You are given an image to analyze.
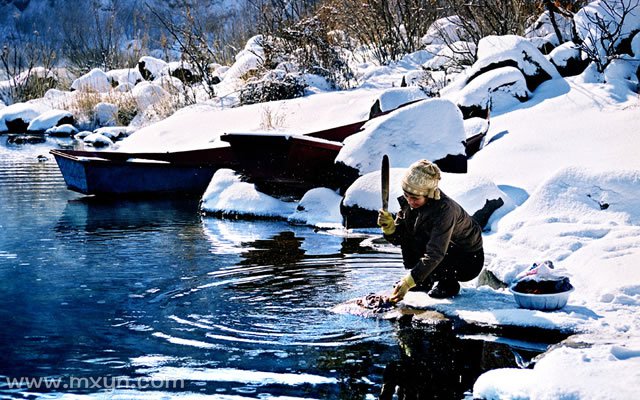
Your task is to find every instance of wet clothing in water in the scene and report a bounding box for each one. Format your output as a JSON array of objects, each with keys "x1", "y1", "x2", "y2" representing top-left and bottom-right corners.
[{"x1": 383, "y1": 192, "x2": 484, "y2": 287}]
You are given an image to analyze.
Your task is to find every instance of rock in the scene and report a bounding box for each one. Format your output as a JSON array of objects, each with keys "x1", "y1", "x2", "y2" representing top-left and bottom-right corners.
[
  {"x1": 0, "y1": 102, "x2": 49, "y2": 133},
  {"x1": 477, "y1": 268, "x2": 508, "y2": 289},
  {"x1": 27, "y1": 109, "x2": 74, "y2": 133},
  {"x1": 138, "y1": 56, "x2": 168, "y2": 81},
  {"x1": 548, "y1": 42, "x2": 590, "y2": 77},
  {"x1": 71, "y1": 68, "x2": 111, "y2": 92},
  {"x1": 45, "y1": 124, "x2": 78, "y2": 137},
  {"x1": 7, "y1": 134, "x2": 46, "y2": 144},
  {"x1": 455, "y1": 67, "x2": 530, "y2": 119},
  {"x1": 168, "y1": 61, "x2": 201, "y2": 84}
]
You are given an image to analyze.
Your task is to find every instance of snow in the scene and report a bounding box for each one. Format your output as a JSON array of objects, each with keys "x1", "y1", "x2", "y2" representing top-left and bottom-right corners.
[
  {"x1": 547, "y1": 41, "x2": 582, "y2": 68},
  {"x1": 287, "y1": 188, "x2": 343, "y2": 228},
  {"x1": 0, "y1": 102, "x2": 50, "y2": 130},
  {"x1": 201, "y1": 169, "x2": 297, "y2": 218},
  {"x1": 374, "y1": 86, "x2": 427, "y2": 112},
  {"x1": 70, "y1": 68, "x2": 112, "y2": 93},
  {"x1": 453, "y1": 66, "x2": 530, "y2": 110},
  {"x1": 26, "y1": 109, "x2": 73, "y2": 132},
  {"x1": 335, "y1": 98, "x2": 466, "y2": 174},
  {"x1": 138, "y1": 56, "x2": 168, "y2": 80},
  {"x1": 45, "y1": 124, "x2": 78, "y2": 136}
]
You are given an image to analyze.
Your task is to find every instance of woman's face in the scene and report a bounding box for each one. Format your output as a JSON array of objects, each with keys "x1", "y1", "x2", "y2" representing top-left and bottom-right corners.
[{"x1": 403, "y1": 191, "x2": 427, "y2": 209}]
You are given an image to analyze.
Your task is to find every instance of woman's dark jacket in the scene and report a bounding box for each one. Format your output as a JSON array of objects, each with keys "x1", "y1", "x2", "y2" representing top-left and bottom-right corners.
[{"x1": 383, "y1": 191, "x2": 483, "y2": 284}]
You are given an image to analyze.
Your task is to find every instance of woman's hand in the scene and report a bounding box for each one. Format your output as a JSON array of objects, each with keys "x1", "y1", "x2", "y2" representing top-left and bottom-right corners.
[
  {"x1": 389, "y1": 273, "x2": 416, "y2": 303},
  {"x1": 377, "y1": 210, "x2": 396, "y2": 235}
]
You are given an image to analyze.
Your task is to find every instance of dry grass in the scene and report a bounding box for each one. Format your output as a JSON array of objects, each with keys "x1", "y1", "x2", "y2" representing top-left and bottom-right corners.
[{"x1": 260, "y1": 105, "x2": 287, "y2": 131}]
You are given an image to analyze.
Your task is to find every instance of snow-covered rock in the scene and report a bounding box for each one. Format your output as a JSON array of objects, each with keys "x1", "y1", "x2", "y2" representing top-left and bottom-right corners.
[
  {"x1": 632, "y1": 30, "x2": 640, "y2": 57},
  {"x1": 456, "y1": 35, "x2": 561, "y2": 94},
  {"x1": 0, "y1": 102, "x2": 50, "y2": 132},
  {"x1": 45, "y1": 124, "x2": 78, "y2": 137},
  {"x1": 223, "y1": 35, "x2": 264, "y2": 82},
  {"x1": 524, "y1": 10, "x2": 574, "y2": 49},
  {"x1": 138, "y1": 56, "x2": 168, "y2": 81},
  {"x1": 575, "y1": 0, "x2": 640, "y2": 67},
  {"x1": 422, "y1": 15, "x2": 476, "y2": 46},
  {"x1": 82, "y1": 132, "x2": 113, "y2": 147},
  {"x1": 131, "y1": 81, "x2": 170, "y2": 111},
  {"x1": 106, "y1": 68, "x2": 143, "y2": 87},
  {"x1": 114, "y1": 82, "x2": 135, "y2": 92},
  {"x1": 287, "y1": 187, "x2": 343, "y2": 228},
  {"x1": 604, "y1": 55, "x2": 640, "y2": 89},
  {"x1": 167, "y1": 61, "x2": 200, "y2": 84},
  {"x1": 455, "y1": 66, "x2": 530, "y2": 117},
  {"x1": 71, "y1": 68, "x2": 112, "y2": 92},
  {"x1": 336, "y1": 98, "x2": 467, "y2": 176},
  {"x1": 422, "y1": 41, "x2": 476, "y2": 73},
  {"x1": 201, "y1": 169, "x2": 296, "y2": 218},
  {"x1": 26, "y1": 109, "x2": 74, "y2": 133},
  {"x1": 547, "y1": 41, "x2": 590, "y2": 77},
  {"x1": 94, "y1": 126, "x2": 133, "y2": 141}
]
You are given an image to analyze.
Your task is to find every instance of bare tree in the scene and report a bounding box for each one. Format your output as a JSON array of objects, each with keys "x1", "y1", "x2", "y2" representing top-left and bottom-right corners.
[
  {"x1": 1, "y1": 29, "x2": 58, "y2": 104},
  {"x1": 60, "y1": 0, "x2": 145, "y2": 74},
  {"x1": 320, "y1": 0, "x2": 439, "y2": 65},
  {"x1": 575, "y1": 0, "x2": 640, "y2": 72}
]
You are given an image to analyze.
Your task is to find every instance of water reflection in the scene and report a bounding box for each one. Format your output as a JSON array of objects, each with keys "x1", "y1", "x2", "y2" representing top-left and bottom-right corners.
[
  {"x1": 56, "y1": 196, "x2": 201, "y2": 233},
  {"x1": 379, "y1": 319, "x2": 543, "y2": 399},
  {"x1": 201, "y1": 217, "x2": 345, "y2": 256}
]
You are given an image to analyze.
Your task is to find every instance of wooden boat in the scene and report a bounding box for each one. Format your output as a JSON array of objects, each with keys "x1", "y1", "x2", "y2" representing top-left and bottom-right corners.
[
  {"x1": 220, "y1": 132, "x2": 348, "y2": 197},
  {"x1": 50, "y1": 147, "x2": 236, "y2": 196}
]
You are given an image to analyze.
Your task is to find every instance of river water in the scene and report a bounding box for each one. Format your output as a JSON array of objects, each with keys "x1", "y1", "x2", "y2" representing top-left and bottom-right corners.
[{"x1": 0, "y1": 138, "x2": 545, "y2": 399}]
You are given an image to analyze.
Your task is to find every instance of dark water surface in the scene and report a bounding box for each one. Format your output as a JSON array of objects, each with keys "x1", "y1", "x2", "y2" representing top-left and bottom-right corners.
[{"x1": 0, "y1": 138, "x2": 544, "y2": 399}]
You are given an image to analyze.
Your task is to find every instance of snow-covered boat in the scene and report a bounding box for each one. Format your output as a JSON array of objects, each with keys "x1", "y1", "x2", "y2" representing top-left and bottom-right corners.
[{"x1": 220, "y1": 132, "x2": 352, "y2": 197}]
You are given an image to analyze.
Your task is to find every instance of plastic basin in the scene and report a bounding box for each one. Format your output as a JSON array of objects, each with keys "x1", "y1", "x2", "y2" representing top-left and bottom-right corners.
[{"x1": 509, "y1": 286, "x2": 574, "y2": 311}]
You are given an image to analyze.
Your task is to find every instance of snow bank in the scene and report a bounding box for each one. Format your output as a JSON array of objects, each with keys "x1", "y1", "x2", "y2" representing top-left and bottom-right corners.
[
  {"x1": 336, "y1": 98, "x2": 466, "y2": 175},
  {"x1": 486, "y1": 167, "x2": 640, "y2": 303},
  {"x1": 116, "y1": 88, "x2": 384, "y2": 152},
  {"x1": 474, "y1": 337, "x2": 640, "y2": 400}
]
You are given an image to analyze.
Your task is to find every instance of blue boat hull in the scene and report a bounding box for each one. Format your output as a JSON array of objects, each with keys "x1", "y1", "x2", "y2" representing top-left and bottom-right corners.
[{"x1": 50, "y1": 149, "x2": 227, "y2": 196}]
